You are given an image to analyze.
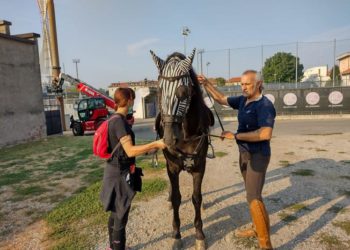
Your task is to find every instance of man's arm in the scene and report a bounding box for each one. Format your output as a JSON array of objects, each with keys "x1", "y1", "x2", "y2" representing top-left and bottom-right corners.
[
  {"x1": 198, "y1": 75, "x2": 228, "y2": 106},
  {"x1": 235, "y1": 127, "x2": 273, "y2": 142}
]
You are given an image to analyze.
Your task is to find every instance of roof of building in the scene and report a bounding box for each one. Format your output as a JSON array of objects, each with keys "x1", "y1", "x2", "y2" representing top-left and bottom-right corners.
[
  {"x1": 342, "y1": 69, "x2": 350, "y2": 75},
  {"x1": 108, "y1": 80, "x2": 158, "y2": 88},
  {"x1": 336, "y1": 52, "x2": 350, "y2": 61},
  {"x1": 228, "y1": 77, "x2": 241, "y2": 83},
  {"x1": 0, "y1": 32, "x2": 40, "y2": 45},
  {"x1": 109, "y1": 83, "x2": 129, "y2": 87}
]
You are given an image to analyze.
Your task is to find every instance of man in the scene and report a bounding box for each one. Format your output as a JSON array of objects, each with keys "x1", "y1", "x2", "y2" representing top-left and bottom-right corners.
[{"x1": 198, "y1": 70, "x2": 275, "y2": 250}]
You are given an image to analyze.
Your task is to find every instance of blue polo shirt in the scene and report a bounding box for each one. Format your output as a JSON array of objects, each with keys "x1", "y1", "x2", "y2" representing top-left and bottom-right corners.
[{"x1": 227, "y1": 95, "x2": 276, "y2": 156}]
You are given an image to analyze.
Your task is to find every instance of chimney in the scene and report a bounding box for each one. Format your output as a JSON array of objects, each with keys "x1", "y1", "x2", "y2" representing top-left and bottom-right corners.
[{"x1": 0, "y1": 20, "x2": 12, "y2": 35}]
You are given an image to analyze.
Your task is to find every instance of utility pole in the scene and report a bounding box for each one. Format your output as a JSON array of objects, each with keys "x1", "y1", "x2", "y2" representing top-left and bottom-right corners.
[
  {"x1": 228, "y1": 49, "x2": 231, "y2": 80},
  {"x1": 333, "y1": 39, "x2": 336, "y2": 87},
  {"x1": 295, "y1": 41, "x2": 298, "y2": 87},
  {"x1": 198, "y1": 49, "x2": 204, "y2": 75},
  {"x1": 261, "y1": 44, "x2": 264, "y2": 77},
  {"x1": 182, "y1": 26, "x2": 190, "y2": 55},
  {"x1": 47, "y1": 0, "x2": 66, "y2": 131},
  {"x1": 206, "y1": 62, "x2": 210, "y2": 77},
  {"x1": 72, "y1": 58, "x2": 80, "y2": 79}
]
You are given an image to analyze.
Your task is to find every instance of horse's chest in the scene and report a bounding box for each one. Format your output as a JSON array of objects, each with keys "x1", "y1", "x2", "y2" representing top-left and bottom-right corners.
[{"x1": 166, "y1": 153, "x2": 199, "y2": 172}]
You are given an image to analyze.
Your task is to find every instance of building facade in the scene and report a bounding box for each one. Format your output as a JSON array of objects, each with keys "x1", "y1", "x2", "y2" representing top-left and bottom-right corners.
[
  {"x1": 0, "y1": 20, "x2": 46, "y2": 147},
  {"x1": 107, "y1": 80, "x2": 158, "y2": 119},
  {"x1": 337, "y1": 52, "x2": 350, "y2": 86},
  {"x1": 301, "y1": 66, "x2": 331, "y2": 86}
]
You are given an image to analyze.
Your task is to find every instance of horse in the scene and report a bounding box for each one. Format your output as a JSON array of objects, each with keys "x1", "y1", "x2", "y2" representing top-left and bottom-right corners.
[{"x1": 150, "y1": 49, "x2": 214, "y2": 250}]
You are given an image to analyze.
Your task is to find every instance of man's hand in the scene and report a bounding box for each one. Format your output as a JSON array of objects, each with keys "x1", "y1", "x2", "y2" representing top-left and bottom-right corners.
[
  {"x1": 221, "y1": 131, "x2": 236, "y2": 140},
  {"x1": 197, "y1": 75, "x2": 210, "y2": 86}
]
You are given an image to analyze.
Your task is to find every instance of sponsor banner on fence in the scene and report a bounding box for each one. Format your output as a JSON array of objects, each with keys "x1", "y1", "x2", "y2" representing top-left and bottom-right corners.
[{"x1": 216, "y1": 87, "x2": 350, "y2": 116}]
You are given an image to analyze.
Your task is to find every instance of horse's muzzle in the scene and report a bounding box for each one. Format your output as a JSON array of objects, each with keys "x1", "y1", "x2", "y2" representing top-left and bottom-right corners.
[{"x1": 163, "y1": 121, "x2": 182, "y2": 147}]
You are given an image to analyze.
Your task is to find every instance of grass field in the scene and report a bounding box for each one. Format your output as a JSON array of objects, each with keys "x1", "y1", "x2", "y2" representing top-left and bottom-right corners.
[{"x1": 0, "y1": 134, "x2": 168, "y2": 249}]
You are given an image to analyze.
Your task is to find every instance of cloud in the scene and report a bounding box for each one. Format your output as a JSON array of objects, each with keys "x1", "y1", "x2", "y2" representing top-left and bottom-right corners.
[{"x1": 127, "y1": 38, "x2": 159, "y2": 56}]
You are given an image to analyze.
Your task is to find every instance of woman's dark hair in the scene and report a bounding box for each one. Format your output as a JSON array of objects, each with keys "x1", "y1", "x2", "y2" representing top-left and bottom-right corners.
[
  {"x1": 114, "y1": 87, "x2": 135, "y2": 110},
  {"x1": 128, "y1": 88, "x2": 135, "y2": 100}
]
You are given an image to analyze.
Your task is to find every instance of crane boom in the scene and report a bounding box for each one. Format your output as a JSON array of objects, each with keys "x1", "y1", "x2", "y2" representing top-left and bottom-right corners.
[{"x1": 59, "y1": 73, "x2": 115, "y2": 109}]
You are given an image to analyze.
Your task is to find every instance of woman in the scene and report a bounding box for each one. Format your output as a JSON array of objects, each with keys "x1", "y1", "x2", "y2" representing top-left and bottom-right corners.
[{"x1": 100, "y1": 87, "x2": 166, "y2": 250}]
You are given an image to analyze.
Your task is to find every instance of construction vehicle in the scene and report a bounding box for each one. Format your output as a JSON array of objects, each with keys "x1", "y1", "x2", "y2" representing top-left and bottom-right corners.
[{"x1": 57, "y1": 73, "x2": 134, "y2": 136}]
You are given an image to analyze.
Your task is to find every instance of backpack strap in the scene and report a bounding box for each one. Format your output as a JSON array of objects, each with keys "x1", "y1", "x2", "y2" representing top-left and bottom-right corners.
[
  {"x1": 109, "y1": 141, "x2": 121, "y2": 158},
  {"x1": 108, "y1": 113, "x2": 123, "y2": 159}
]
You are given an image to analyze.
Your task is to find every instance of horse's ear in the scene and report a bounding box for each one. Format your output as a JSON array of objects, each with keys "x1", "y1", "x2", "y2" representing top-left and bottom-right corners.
[
  {"x1": 150, "y1": 50, "x2": 164, "y2": 72},
  {"x1": 179, "y1": 48, "x2": 196, "y2": 73}
]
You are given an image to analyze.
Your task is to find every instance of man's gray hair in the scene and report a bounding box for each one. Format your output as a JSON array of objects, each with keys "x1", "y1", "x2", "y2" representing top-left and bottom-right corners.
[
  {"x1": 256, "y1": 71, "x2": 263, "y2": 82},
  {"x1": 242, "y1": 69, "x2": 264, "y2": 92},
  {"x1": 242, "y1": 70, "x2": 263, "y2": 81}
]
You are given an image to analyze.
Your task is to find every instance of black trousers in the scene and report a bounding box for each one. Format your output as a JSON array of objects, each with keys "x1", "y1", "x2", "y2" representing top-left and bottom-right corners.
[
  {"x1": 108, "y1": 207, "x2": 131, "y2": 250},
  {"x1": 239, "y1": 151, "x2": 270, "y2": 203}
]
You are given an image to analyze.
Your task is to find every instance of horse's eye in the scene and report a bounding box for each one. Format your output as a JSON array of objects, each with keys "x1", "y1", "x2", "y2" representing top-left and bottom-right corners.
[{"x1": 175, "y1": 85, "x2": 189, "y2": 101}]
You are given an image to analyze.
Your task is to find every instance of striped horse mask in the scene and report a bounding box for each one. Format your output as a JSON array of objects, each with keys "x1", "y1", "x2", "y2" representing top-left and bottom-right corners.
[{"x1": 150, "y1": 49, "x2": 196, "y2": 147}]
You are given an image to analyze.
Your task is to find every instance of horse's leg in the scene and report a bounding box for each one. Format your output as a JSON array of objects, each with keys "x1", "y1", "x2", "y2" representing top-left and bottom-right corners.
[
  {"x1": 167, "y1": 167, "x2": 182, "y2": 249},
  {"x1": 192, "y1": 170, "x2": 206, "y2": 250}
]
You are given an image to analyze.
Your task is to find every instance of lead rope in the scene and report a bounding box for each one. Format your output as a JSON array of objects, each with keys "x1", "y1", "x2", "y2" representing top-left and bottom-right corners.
[
  {"x1": 152, "y1": 133, "x2": 159, "y2": 168},
  {"x1": 201, "y1": 85, "x2": 225, "y2": 132}
]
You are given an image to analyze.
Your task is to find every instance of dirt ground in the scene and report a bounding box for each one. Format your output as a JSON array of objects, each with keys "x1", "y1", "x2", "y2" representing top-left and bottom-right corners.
[
  {"x1": 1, "y1": 129, "x2": 350, "y2": 249},
  {"x1": 108, "y1": 132, "x2": 350, "y2": 250}
]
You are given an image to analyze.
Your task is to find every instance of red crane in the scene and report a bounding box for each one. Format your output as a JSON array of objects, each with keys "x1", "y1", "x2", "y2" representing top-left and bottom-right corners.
[{"x1": 58, "y1": 73, "x2": 133, "y2": 136}]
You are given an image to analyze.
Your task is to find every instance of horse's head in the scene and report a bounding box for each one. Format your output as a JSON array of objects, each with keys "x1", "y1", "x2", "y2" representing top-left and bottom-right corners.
[{"x1": 150, "y1": 49, "x2": 196, "y2": 147}]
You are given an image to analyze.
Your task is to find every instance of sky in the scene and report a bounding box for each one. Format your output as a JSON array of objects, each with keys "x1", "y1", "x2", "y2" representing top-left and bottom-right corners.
[{"x1": 1, "y1": 0, "x2": 350, "y2": 88}]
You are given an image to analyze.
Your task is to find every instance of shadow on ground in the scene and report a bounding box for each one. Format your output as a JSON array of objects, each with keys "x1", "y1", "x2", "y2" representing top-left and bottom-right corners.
[{"x1": 132, "y1": 158, "x2": 350, "y2": 249}]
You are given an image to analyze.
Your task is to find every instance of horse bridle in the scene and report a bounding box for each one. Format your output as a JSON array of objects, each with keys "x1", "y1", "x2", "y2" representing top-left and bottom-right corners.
[{"x1": 158, "y1": 73, "x2": 190, "y2": 82}]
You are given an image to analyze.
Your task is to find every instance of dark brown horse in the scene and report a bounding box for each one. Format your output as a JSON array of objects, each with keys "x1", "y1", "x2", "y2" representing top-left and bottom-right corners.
[{"x1": 151, "y1": 49, "x2": 214, "y2": 250}]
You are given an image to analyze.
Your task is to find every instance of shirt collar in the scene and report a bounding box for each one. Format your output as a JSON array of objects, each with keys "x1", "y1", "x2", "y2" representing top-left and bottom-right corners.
[{"x1": 246, "y1": 94, "x2": 263, "y2": 103}]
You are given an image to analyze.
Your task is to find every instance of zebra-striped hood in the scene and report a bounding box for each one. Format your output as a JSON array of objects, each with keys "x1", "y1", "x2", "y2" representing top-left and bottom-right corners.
[{"x1": 150, "y1": 49, "x2": 196, "y2": 118}]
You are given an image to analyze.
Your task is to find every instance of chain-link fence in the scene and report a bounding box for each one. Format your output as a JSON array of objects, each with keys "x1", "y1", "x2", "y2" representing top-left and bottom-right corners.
[{"x1": 195, "y1": 38, "x2": 350, "y2": 87}]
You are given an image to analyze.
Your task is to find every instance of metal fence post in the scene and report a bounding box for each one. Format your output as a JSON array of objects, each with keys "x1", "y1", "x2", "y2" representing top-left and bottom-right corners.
[
  {"x1": 228, "y1": 48, "x2": 231, "y2": 81},
  {"x1": 333, "y1": 39, "x2": 336, "y2": 87}
]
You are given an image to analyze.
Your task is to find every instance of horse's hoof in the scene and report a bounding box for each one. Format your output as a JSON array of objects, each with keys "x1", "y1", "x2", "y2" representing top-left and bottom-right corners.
[
  {"x1": 172, "y1": 239, "x2": 183, "y2": 250},
  {"x1": 195, "y1": 239, "x2": 206, "y2": 250}
]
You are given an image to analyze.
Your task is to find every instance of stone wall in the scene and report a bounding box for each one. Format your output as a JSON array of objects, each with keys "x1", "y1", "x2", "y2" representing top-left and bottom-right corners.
[{"x1": 0, "y1": 33, "x2": 46, "y2": 147}]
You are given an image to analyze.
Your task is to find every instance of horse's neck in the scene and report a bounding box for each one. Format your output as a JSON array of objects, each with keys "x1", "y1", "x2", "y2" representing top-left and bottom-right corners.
[{"x1": 184, "y1": 95, "x2": 205, "y2": 137}]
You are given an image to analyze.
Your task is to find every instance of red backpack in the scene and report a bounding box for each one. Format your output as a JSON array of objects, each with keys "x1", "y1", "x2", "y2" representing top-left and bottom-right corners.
[{"x1": 93, "y1": 114, "x2": 121, "y2": 159}]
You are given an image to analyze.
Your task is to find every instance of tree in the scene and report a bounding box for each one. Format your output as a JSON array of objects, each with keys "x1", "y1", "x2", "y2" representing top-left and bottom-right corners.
[
  {"x1": 215, "y1": 77, "x2": 226, "y2": 86},
  {"x1": 262, "y1": 52, "x2": 304, "y2": 83},
  {"x1": 98, "y1": 88, "x2": 108, "y2": 95},
  {"x1": 329, "y1": 65, "x2": 341, "y2": 82}
]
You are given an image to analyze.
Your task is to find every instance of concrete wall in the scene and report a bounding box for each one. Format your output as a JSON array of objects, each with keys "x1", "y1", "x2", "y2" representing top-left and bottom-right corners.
[{"x1": 0, "y1": 35, "x2": 46, "y2": 147}]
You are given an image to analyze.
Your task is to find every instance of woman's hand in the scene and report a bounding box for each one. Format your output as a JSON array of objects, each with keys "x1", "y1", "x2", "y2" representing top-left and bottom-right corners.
[
  {"x1": 155, "y1": 139, "x2": 167, "y2": 150},
  {"x1": 145, "y1": 148, "x2": 158, "y2": 155},
  {"x1": 221, "y1": 131, "x2": 236, "y2": 140}
]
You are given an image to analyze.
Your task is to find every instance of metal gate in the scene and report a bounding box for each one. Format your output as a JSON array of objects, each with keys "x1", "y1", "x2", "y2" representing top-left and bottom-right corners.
[{"x1": 43, "y1": 95, "x2": 62, "y2": 135}]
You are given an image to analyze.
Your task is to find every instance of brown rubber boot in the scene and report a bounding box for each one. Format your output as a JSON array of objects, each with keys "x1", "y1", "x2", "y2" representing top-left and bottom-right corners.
[
  {"x1": 249, "y1": 199, "x2": 273, "y2": 250},
  {"x1": 234, "y1": 224, "x2": 256, "y2": 238}
]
